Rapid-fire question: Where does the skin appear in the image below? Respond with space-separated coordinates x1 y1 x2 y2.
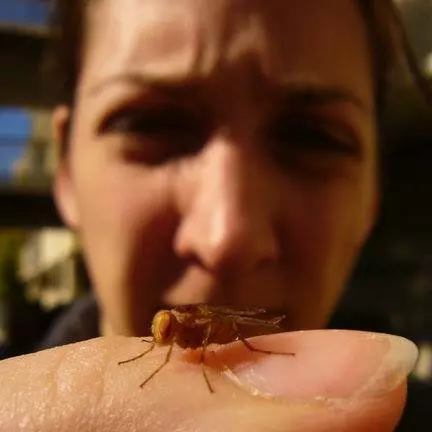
0 1 419 430
55 0 377 337
0 331 417 431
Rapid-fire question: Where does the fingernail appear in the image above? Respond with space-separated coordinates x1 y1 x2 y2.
353 333 419 398
219 331 418 401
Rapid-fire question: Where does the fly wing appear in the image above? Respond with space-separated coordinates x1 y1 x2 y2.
171 304 286 327
206 307 287 328
221 314 286 328
203 305 276 317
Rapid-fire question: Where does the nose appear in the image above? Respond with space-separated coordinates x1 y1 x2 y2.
174 136 279 276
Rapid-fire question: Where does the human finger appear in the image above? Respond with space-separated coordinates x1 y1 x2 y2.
0 330 417 432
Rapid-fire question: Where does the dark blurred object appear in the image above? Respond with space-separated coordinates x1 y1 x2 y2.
329 310 395 333
0 231 61 359
397 0 432 65
0 188 63 228
0 25 51 109
398 379 432 431
37 291 99 351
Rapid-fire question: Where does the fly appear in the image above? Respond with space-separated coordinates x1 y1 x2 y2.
118 304 295 393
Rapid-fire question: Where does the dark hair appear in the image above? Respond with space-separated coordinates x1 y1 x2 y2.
45 0 430 130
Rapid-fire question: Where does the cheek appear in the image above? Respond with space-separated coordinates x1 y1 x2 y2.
70 155 184 332
81 166 176 248
279 178 375 308
72 157 179 280
71 139 170 226
287 189 366 261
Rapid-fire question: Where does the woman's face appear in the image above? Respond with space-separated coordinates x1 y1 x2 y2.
55 0 378 336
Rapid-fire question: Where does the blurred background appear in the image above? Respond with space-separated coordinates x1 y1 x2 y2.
0 0 431 419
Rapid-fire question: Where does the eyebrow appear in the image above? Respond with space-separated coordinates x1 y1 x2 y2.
86 72 204 98
274 83 370 115
86 72 370 114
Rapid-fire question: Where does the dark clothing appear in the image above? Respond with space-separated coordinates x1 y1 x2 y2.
39 296 429 431
38 292 100 351
397 380 432 431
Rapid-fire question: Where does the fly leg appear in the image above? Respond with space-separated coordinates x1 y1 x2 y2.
139 340 175 388
118 339 156 365
233 323 295 356
200 324 214 393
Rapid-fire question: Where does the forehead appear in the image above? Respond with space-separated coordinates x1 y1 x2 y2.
82 0 373 105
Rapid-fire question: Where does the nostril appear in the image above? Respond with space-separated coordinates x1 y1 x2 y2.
174 215 279 277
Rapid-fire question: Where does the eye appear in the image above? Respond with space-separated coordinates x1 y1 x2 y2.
98 106 209 164
100 107 194 135
268 117 361 158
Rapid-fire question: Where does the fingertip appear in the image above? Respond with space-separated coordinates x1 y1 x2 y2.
209 330 413 402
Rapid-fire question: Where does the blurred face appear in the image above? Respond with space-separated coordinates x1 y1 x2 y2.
55 0 378 336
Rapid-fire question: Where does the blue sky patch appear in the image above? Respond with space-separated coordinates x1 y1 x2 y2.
0 0 48 28
0 107 31 181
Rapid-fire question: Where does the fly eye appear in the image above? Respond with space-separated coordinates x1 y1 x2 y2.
152 311 174 344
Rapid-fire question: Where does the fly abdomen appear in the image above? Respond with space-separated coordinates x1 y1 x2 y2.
175 324 208 349
208 322 237 345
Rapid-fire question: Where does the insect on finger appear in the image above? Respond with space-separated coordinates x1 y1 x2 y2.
200 323 214 393
118 340 156 365
119 305 296 393
140 341 175 388
233 323 295 357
